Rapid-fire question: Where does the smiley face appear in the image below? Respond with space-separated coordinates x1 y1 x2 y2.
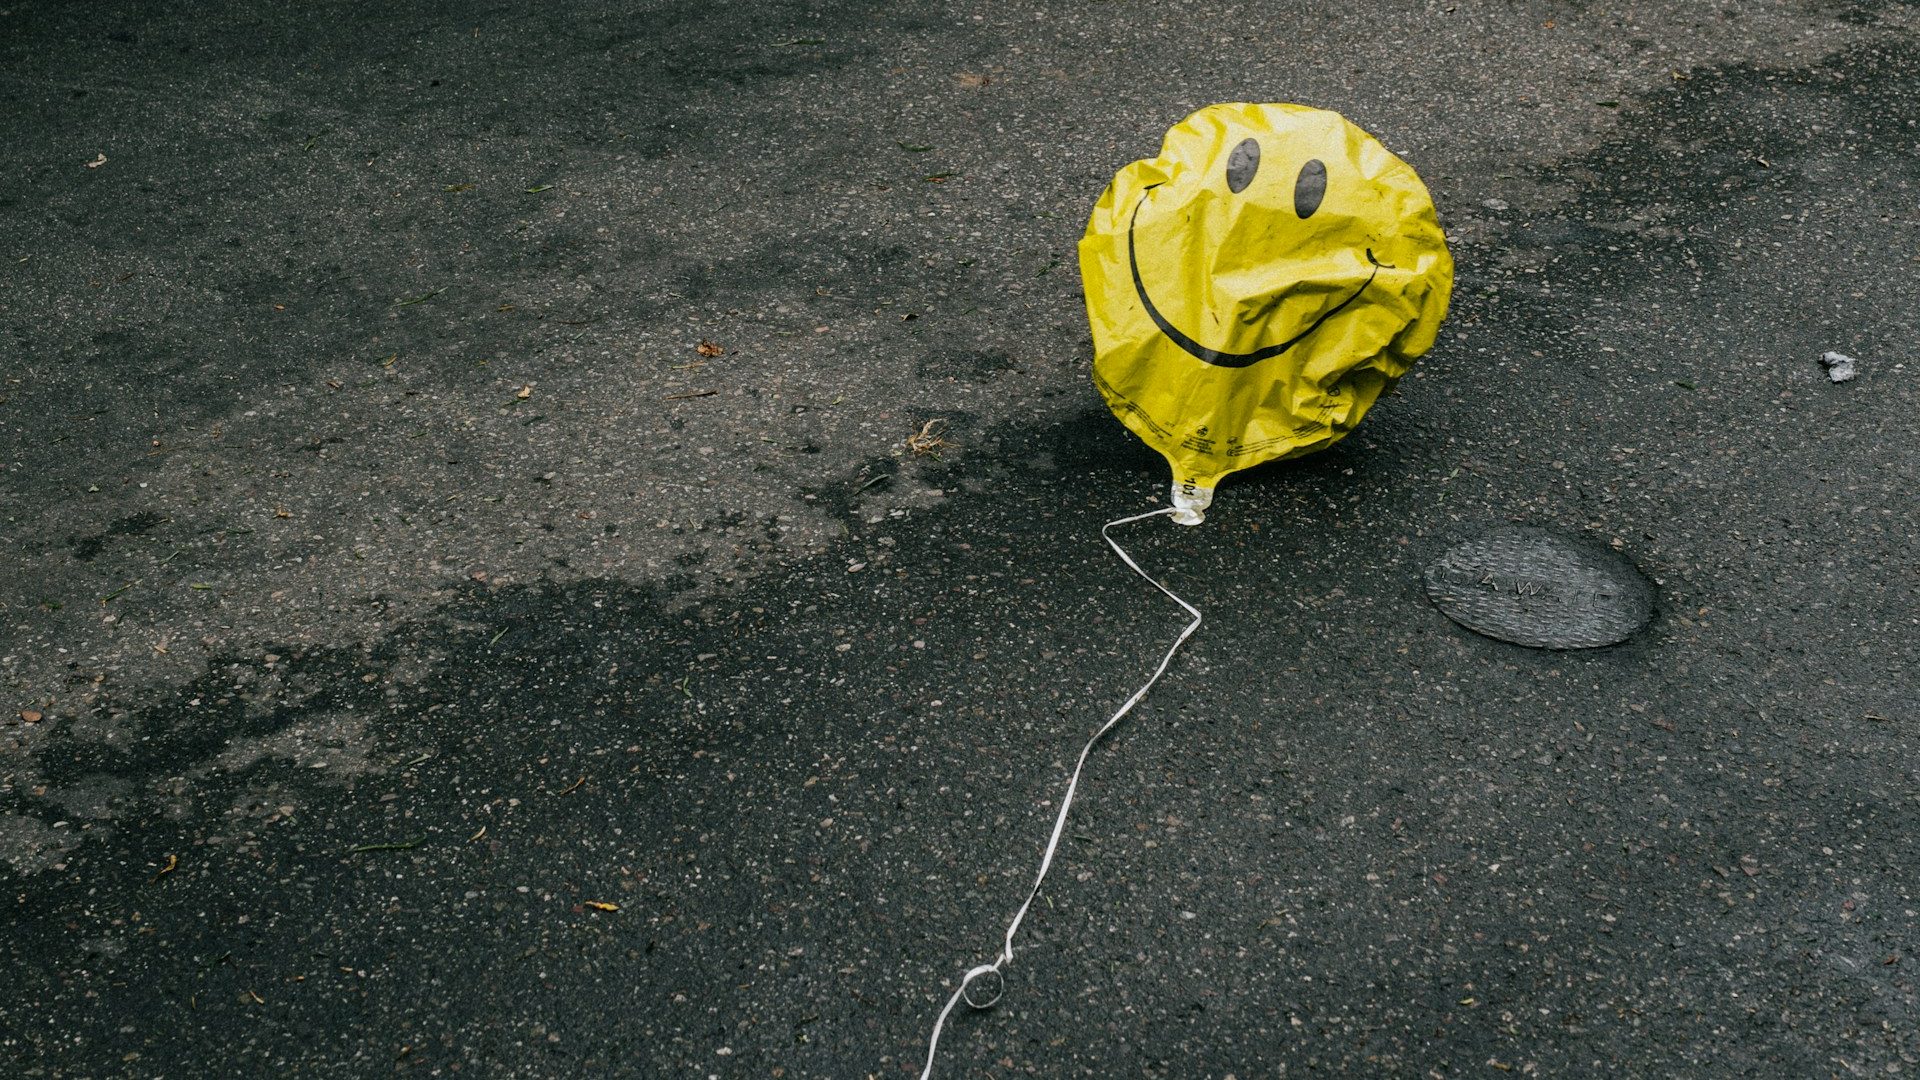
1127 163 1383 369
1096 103 1449 374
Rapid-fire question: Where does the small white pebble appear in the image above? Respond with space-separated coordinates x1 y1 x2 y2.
1820 350 1859 383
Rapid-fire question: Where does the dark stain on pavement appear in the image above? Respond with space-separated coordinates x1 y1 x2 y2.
67 511 166 562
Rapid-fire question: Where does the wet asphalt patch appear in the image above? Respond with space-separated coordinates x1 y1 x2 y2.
9 389 1916 1076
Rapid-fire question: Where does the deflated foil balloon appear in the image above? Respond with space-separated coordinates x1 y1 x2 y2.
1080 103 1452 524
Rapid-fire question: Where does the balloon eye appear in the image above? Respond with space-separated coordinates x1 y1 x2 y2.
1225 138 1260 194
1294 159 1327 218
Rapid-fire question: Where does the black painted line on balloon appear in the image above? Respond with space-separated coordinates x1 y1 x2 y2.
1127 186 1378 369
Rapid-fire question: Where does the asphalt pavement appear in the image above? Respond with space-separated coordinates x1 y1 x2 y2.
3 1 1917 1076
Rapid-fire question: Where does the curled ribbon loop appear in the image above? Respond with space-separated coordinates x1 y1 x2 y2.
916 505 1202 1079
960 967 1004 1010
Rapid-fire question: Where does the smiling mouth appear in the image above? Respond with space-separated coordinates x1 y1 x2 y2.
1128 187 1380 369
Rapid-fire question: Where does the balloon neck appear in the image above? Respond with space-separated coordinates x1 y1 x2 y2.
1169 479 1213 526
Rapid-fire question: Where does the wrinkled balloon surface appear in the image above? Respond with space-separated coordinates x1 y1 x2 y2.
1080 103 1453 523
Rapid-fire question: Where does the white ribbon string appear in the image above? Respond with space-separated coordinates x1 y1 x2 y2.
917 505 1203 1079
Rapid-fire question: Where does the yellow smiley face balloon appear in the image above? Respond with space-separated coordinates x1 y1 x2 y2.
1079 103 1452 523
